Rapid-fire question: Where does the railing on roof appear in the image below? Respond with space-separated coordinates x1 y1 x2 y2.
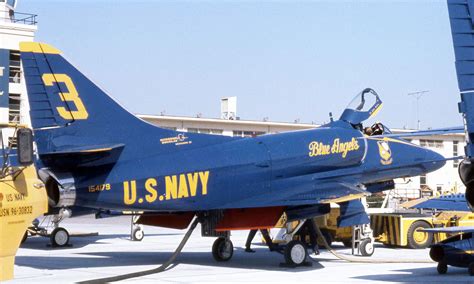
1 12 37 25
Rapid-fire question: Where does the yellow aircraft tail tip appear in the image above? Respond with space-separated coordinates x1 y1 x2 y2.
19 42 62 55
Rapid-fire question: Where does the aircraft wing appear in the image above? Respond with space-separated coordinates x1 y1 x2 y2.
276 181 369 206
371 126 464 139
411 194 470 212
420 226 474 234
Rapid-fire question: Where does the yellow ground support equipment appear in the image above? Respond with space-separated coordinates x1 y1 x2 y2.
314 208 375 256
0 126 47 281
314 208 352 246
273 208 375 256
370 211 474 249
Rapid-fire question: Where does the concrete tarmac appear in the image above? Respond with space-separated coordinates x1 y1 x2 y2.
10 215 474 283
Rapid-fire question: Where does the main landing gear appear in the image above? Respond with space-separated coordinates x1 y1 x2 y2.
50 227 70 247
284 240 308 266
131 215 145 241
212 237 234 261
208 231 311 266
22 210 72 248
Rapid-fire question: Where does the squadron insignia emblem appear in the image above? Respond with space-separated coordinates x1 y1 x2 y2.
377 140 393 165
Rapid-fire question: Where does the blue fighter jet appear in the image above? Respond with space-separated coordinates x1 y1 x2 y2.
19 42 452 266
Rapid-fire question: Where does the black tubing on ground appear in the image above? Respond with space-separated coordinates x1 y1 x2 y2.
79 217 200 283
429 245 444 262
313 223 433 263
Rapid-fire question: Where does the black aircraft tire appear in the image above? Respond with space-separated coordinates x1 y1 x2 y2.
132 227 145 241
212 237 233 262
50 227 69 247
360 239 375 257
437 262 448 275
284 240 308 265
407 221 433 249
468 263 474 276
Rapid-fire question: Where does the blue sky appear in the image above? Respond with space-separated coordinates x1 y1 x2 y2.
18 0 460 129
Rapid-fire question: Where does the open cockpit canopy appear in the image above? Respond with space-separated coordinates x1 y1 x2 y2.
339 88 382 125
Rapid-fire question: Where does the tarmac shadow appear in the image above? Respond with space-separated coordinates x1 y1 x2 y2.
19 232 181 250
352 266 473 282
15 247 325 273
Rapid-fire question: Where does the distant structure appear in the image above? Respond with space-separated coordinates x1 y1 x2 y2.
0 0 37 144
220 96 237 120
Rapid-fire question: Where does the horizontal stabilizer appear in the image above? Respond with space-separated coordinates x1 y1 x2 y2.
40 143 125 168
42 143 125 156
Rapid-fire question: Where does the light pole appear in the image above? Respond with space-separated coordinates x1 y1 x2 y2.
408 90 429 130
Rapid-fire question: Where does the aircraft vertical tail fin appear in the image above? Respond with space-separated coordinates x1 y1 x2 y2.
447 0 474 212
447 0 474 157
20 42 148 129
20 42 234 160
20 42 178 155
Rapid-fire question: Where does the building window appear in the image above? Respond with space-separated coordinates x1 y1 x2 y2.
453 140 459 168
8 93 20 123
233 130 266 137
187 128 223 135
420 175 427 186
9 50 20 83
419 139 443 149
161 126 177 131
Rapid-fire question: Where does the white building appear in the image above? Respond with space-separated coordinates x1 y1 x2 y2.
0 0 36 144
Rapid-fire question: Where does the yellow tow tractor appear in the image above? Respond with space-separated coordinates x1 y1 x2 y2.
299 207 474 250
0 125 47 281
370 211 474 249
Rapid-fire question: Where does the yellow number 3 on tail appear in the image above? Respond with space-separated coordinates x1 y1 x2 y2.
42 74 89 120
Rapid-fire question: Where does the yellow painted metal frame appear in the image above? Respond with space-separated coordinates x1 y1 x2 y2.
0 159 47 280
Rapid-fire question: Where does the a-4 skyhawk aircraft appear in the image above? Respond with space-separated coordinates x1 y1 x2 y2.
19 42 454 266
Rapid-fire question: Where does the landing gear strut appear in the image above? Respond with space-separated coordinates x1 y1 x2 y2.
132 226 145 241
131 215 145 241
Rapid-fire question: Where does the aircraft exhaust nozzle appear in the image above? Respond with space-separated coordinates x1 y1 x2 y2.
458 159 474 211
39 169 77 208
429 245 444 262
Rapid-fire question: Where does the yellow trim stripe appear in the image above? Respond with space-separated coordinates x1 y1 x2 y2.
370 103 383 118
320 193 366 204
80 147 113 153
19 42 62 55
